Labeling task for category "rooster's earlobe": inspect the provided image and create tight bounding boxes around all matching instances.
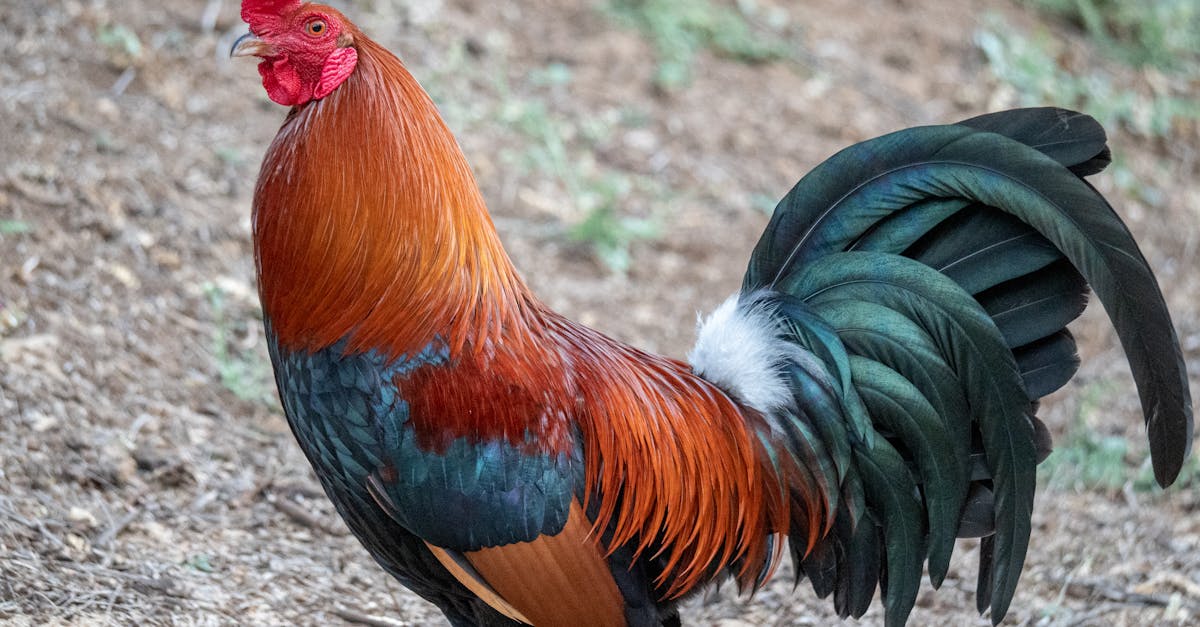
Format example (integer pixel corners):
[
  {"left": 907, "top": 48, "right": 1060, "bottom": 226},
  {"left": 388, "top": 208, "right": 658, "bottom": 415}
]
[{"left": 314, "top": 47, "right": 358, "bottom": 100}]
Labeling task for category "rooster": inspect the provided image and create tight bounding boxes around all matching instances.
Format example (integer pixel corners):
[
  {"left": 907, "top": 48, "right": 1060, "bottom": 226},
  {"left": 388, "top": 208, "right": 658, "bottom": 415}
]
[{"left": 231, "top": 2, "right": 1193, "bottom": 626}]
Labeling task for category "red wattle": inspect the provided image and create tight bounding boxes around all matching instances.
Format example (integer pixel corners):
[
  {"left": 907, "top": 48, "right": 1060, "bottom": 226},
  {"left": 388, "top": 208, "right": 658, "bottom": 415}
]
[{"left": 258, "top": 58, "right": 310, "bottom": 106}]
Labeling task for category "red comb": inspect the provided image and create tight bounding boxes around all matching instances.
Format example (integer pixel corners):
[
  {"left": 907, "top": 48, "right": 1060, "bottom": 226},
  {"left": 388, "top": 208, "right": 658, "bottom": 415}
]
[{"left": 241, "top": 0, "right": 302, "bottom": 28}]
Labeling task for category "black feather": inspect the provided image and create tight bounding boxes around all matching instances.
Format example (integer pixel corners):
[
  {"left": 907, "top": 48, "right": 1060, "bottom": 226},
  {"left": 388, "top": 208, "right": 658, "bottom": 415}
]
[
  {"left": 905, "top": 206, "right": 1061, "bottom": 295},
  {"left": 734, "top": 109, "right": 1191, "bottom": 625},
  {"left": 956, "top": 107, "right": 1112, "bottom": 176},
  {"left": 977, "top": 260, "right": 1090, "bottom": 348},
  {"left": 976, "top": 535, "right": 996, "bottom": 618},
  {"left": 1014, "top": 330, "right": 1081, "bottom": 399}
]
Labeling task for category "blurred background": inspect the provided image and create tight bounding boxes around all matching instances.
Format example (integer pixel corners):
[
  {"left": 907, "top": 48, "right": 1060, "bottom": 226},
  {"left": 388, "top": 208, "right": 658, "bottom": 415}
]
[{"left": 1, "top": 0, "right": 1198, "bottom": 624}]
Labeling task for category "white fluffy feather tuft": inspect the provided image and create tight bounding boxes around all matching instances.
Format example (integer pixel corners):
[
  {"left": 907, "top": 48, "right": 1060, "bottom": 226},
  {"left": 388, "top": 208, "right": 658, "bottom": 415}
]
[{"left": 688, "top": 293, "right": 793, "bottom": 414}]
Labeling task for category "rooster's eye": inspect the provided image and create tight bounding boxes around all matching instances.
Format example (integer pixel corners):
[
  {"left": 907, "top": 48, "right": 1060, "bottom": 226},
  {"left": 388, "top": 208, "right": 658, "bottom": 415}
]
[{"left": 306, "top": 20, "right": 326, "bottom": 36}]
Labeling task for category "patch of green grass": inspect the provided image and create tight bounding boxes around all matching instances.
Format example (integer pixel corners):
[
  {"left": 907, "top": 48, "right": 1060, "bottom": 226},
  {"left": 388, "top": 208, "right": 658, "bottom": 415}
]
[
  {"left": 203, "top": 283, "right": 276, "bottom": 407},
  {"left": 1043, "top": 429, "right": 1200, "bottom": 492},
  {"left": 418, "top": 42, "right": 671, "bottom": 273},
  {"left": 214, "top": 146, "right": 246, "bottom": 167},
  {"left": 0, "top": 220, "right": 31, "bottom": 235},
  {"left": 1039, "top": 381, "right": 1200, "bottom": 492},
  {"left": 1018, "top": 0, "right": 1200, "bottom": 70},
  {"left": 604, "top": 0, "right": 792, "bottom": 89},
  {"left": 493, "top": 71, "right": 665, "bottom": 272},
  {"left": 96, "top": 24, "right": 143, "bottom": 59},
  {"left": 975, "top": 14, "right": 1200, "bottom": 139},
  {"left": 183, "top": 554, "right": 215, "bottom": 573},
  {"left": 500, "top": 97, "right": 578, "bottom": 195},
  {"left": 394, "top": 30, "right": 674, "bottom": 274},
  {"left": 567, "top": 175, "right": 661, "bottom": 273},
  {"left": 529, "top": 62, "right": 574, "bottom": 87},
  {"left": 1041, "top": 426, "right": 1134, "bottom": 491}
]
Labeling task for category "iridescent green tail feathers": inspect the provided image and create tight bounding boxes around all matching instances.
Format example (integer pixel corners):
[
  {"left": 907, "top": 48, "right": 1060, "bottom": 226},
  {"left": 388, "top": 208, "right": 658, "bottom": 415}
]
[{"left": 740, "top": 108, "right": 1193, "bottom": 625}]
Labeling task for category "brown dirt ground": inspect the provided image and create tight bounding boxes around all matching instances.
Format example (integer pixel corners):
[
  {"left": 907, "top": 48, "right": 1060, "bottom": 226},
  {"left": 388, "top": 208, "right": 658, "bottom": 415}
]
[{"left": 2, "top": 0, "right": 1198, "bottom": 625}]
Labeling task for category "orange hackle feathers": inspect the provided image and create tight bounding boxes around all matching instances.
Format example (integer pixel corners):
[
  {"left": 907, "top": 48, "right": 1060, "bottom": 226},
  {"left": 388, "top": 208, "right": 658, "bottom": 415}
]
[
  {"left": 252, "top": 20, "right": 831, "bottom": 603},
  {"left": 549, "top": 317, "right": 826, "bottom": 596},
  {"left": 253, "top": 33, "right": 529, "bottom": 360}
]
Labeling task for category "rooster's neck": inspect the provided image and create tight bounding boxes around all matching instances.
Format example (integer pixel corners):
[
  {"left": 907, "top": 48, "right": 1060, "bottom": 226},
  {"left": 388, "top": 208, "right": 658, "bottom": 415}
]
[{"left": 253, "top": 37, "right": 533, "bottom": 358}]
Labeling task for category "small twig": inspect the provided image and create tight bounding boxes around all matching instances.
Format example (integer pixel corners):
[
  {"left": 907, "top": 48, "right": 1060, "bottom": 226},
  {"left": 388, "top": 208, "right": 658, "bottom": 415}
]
[
  {"left": 1138, "top": 572, "right": 1200, "bottom": 600},
  {"left": 4, "top": 169, "right": 72, "bottom": 206},
  {"left": 103, "top": 581, "right": 123, "bottom": 622},
  {"left": 331, "top": 607, "right": 407, "bottom": 627},
  {"left": 270, "top": 495, "right": 347, "bottom": 536},
  {"left": 234, "top": 474, "right": 276, "bottom": 507},
  {"left": 1, "top": 555, "right": 17, "bottom": 603},
  {"left": 65, "top": 565, "right": 184, "bottom": 600},
  {"left": 124, "top": 574, "right": 184, "bottom": 598},
  {"left": 274, "top": 482, "right": 328, "bottom": 501},
  {"left": 111, "top": 67, "right": 136, "bottom": 96},
  {"left": 1048, "top": 576, "right": 1177, "bottom": 608},
  {"left": 31, "top": 519, "right": 68, "bottom": 553},
  {"left": 93, "top": 509, "right": 139, "bottom": 550},
  {"left": 1064, "top": 602, "right": 1123, "bottom": 626},
  {"left": 1052, "top": 557, "right": 1087, "bottom": 610}
]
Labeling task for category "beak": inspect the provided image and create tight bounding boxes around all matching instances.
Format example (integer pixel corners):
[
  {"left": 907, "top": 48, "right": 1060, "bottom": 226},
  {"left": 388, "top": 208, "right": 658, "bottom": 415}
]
[{"left": 230, "top": 32, "right": 276, "bottom": 58}]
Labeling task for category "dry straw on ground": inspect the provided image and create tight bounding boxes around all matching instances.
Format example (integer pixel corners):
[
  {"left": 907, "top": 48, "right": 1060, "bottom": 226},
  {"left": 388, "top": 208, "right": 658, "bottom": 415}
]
[{"left": 2, "top": 0, "right": 1197, "bottom": 625}]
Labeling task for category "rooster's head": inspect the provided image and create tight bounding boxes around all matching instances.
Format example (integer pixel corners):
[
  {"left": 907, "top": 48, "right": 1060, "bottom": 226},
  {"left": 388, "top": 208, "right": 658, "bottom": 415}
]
[{"left": 232, "top": 1, "right": 358, "bottom": 106}]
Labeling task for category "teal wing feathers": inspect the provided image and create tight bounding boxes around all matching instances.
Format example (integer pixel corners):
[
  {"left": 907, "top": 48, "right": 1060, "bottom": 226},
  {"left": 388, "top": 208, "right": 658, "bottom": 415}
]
[{"left": 265, "top": 333, "right": 531, "bottom": 625}]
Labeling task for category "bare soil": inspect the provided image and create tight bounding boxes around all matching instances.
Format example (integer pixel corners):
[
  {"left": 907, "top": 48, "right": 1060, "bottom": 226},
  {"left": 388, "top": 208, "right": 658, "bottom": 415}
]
[{"left": 2, "top": 0, "right": 1198, "bottom": 625}]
